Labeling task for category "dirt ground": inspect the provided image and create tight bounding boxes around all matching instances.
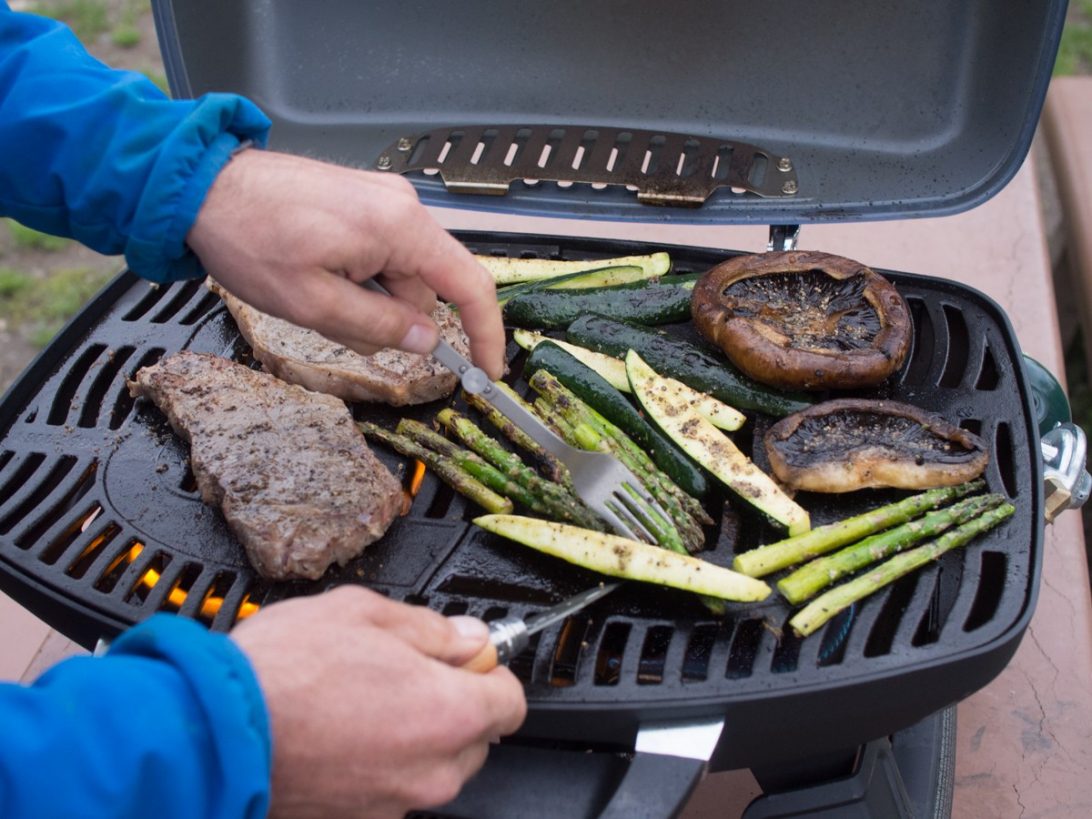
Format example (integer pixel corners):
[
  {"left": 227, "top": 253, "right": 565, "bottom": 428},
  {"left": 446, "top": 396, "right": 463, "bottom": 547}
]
[{"left": 0, "top": 0, "right": 164, "bottom": 395}]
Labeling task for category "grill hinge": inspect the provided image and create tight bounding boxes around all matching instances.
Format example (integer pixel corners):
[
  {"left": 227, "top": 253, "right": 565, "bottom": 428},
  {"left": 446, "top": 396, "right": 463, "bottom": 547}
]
[{"left": 375, "top": 125, "right": 799, "bottom": 207}]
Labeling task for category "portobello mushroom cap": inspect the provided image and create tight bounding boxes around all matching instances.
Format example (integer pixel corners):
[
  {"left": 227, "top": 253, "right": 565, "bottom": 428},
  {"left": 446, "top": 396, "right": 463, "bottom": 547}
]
[
  {"left": 764, "top": 398, "right": 989, "bottom": 493},
  {"left": 690, "top": 251, "right": 912, "bottom": 391}
]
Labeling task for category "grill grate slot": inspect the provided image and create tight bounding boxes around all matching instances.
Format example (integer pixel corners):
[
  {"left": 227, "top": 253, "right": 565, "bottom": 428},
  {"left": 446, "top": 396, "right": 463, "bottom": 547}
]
[
  {"left": 0, "top": 455, "right": 78, "bottom": 537},
  {"left": 637, "top": 626, "right": 674, "bottom": 685},
  {"left": 994, "top": 421, "right": 1018, "bottom": 498},
  {"left": 109, "top": 348, "right": 166, "bottom": 429},
  {"left": 594, "top": 621, "right": 632, "bottom": 686},
  {"left": 125, "top": 551, "right": 173, "bottom": 606},
  {"left": 121, "top": 283, "right": 169, "bottom": 322},
  {"left": 681, "top": 624, "right": 719, "bottom": 682},
  {"left": 975, "top": 343, "right": 1001, "bottom": 391},
  {"left": 548, "top": 615, "right": 593, "bottom": 688},
  {"left": 149, "top": 279, "right": 205, "bottom": 324},
  {"left": 903, "top": 297, "right": 935, "bottom": 386},
  {"left": 78, "top": 347, "right": 135, "bottom": 428},
  {"left": 93, "top": 539, "right": 146, "bottom": 594},
  {"left": 939, "top": 304, "right": 971, "bottom": 388},
  {"left": 863, "top": 578, "right": 921, "bottom": 658},
  {"left": 725, "top": 619, "right": 764, "bottom": 679},
  {"left": 63, "top": 520, "right": 121, "bottom": 579},
  {"left": 46, "top": 344, "right": 108, "bottom": 426},
  {"left": 0, "top": 452, "right": 46, "bottom": 519},
  {"left": 35, "top": 503, "right": 102, "bottom": 565},
  {"left": 179, "top": 290, "right": 221, "bottom": 326},
  {"left": 13, "top": 460, "right": 97, "bottom": 550},
  {"left": 963, "top": 551, "right": 1009, "bottom": 632}
]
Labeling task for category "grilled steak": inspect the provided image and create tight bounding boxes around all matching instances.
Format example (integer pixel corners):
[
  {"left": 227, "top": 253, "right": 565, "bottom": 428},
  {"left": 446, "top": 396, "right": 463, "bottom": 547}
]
[
  {"left": 209, "top": 280, "right": 469, "bottom": 406},
  {"left": 128, "top": 352, "right": 402, "bottom": 580}
]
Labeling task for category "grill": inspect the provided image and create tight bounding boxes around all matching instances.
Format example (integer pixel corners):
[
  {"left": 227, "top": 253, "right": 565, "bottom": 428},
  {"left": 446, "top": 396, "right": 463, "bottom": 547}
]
[{"left": 0, "top": 233, "right": 1041, "bottom": 785}]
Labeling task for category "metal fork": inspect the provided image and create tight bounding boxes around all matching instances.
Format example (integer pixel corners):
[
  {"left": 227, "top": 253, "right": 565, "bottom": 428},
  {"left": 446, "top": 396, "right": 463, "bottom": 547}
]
[{"left": 360, "top": 279, "right": 667, "bottom": 542}]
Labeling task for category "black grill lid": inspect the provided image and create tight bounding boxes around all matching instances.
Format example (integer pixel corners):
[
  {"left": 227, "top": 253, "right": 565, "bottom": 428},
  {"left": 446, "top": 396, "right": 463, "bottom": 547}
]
[
  {"left": 0, "top": 234, "right": 1043, "bottom": 768},
  {"left": 151, "top": 0, "right": 1064, "bottom": 225}
]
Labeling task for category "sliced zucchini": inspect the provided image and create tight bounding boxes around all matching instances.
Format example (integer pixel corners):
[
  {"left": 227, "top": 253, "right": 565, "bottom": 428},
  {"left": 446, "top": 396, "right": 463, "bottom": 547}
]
[
  {"left": 495, "top": 264, "right": 647, "bottom": 306},
  {"left": 474, "top": 514, "right": 771, "bottom": 602},
  {"left": 477, "top": 252, "right": 671, "bottom": 286},
  {"left": 512, "top": 330, "right": 745, "bottom": 430},
  {"left": 568, "top": 314, "right": 812, "bottom": 417},
  {"left": 505, "top": 280, "right": 695, "bottom": 330},
  {"left": 512, "top": 329, "right": 630, "bottom": 392},
  {"left": 524, "top": 340, "right": 710, "bottom": 498},
  {"left": 627, "top": 351, "right": 810, "bottom": 536}
]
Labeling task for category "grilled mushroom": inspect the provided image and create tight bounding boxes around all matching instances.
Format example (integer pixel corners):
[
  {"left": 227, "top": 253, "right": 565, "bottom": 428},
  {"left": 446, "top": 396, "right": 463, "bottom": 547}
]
[
  {"left": 691, "top": 251, "right": 912, "bottom": 391},
  {"left": 764, "top": 399, "right": 989, "bottom": 493}
]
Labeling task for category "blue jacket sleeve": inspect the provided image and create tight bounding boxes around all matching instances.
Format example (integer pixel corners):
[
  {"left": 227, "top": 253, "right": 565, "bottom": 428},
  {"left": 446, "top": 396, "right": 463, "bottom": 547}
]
[
  {"left": 0, "top": 615, "right": 272, "bottom": 819},
  {"left": 0, "top": 2, "right": 272, "bottom": 282}
]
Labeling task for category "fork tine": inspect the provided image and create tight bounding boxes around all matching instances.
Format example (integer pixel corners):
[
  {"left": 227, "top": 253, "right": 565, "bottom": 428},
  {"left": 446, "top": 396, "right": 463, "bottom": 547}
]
[
  {"left": 604, "top": 497, "right": 655, "bottom": 543},
  {"left": 614, "top": 488, "right": 662, "bottom": 544}
]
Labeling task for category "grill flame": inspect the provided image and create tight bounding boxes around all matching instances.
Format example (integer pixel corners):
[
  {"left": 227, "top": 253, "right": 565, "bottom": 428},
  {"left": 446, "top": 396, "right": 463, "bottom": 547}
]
[{"left": 401, "top": 459, "right": 427, "bottom": 515}]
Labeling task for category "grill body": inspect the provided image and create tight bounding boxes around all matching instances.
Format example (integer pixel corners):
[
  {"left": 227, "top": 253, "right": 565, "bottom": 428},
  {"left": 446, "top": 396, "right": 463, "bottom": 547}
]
[{"left": 0, "top": 232, "right": 1042, "bottom": 768}]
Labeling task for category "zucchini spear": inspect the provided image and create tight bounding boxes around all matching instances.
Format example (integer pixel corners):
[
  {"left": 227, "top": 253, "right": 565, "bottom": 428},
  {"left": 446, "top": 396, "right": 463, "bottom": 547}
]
[
  {"left": 627, "top": 351, "right": 810, "bottom": 537},
  {"left": 733, "top": 480, "right": 985, "bottom": 577},
  {"left": 476, "top": 252, "right": 670, "bottom": 286},
  {"left": 788, "top": 502, "right": 1015, "bottom": 637},
  {"left": 776, "top": 493, "right": 1005, "bottom": 604},
  {"left": 358, "top": 422, "right": 512, "bottom": 514},
  {"left": 475, "top": 515, "right": 771, "bottom": 603}
]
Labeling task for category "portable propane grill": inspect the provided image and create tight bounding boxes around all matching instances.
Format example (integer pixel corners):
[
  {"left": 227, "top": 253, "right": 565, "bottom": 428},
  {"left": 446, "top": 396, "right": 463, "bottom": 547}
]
[{"left": 3, "top": 0, "right": 1085, "bottom": 816}]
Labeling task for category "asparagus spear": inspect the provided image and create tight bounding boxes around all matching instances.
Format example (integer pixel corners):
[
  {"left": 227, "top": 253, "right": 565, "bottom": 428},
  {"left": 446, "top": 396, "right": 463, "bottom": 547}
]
[
  {"left": 358, "top": 422, "right": 512, "bottom": 514},
  {"left": 777, "top": 493, "right": 1005, "bottom": 604},
  {"left": 434, "top": 409, "right": 606, "bottom": 531},
  {"left": 788, "top": 502, "right": 1015, "bottom": 637},
  {"left": 529, "top": 369, "right": 706, "bottom": 552},
  {"left": 464, "top": 385, "right": 572, "bottom": 487},
  {"left": 397, "top": 419, "right": 544, "bottom": 513},
  {"left": 733, "top": 480, "right": 986, "bottom": 578}
]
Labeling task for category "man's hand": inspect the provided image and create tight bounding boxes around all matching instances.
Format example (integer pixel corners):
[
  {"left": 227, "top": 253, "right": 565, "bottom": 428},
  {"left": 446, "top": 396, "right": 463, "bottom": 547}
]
[
  {"left": 186, "top": 149, "right": 505, "bottom": 379},
  {"left": 231, "top": 587, "right": 526, "bottom": 818}
]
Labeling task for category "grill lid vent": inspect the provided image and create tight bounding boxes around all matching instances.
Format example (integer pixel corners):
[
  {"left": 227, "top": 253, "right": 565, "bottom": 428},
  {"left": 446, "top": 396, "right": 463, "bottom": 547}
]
[{"left": 378, "top": 125, "right": 799, "bottom": 206}]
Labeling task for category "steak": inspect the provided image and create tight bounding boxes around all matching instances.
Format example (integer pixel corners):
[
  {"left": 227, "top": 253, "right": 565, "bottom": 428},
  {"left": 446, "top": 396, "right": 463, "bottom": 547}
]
[
  {"left": 128, "top": 352, "right": 402, "bottom": 580},
  {"left": 209, "top": 280, "right": 469, "bottom": 406}
]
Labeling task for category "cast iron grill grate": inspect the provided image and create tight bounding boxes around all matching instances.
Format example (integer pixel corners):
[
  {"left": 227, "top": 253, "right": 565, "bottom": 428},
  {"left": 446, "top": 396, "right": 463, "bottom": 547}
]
[{"left": 0, "top": 233, "right": 1041, "bottom": 763}]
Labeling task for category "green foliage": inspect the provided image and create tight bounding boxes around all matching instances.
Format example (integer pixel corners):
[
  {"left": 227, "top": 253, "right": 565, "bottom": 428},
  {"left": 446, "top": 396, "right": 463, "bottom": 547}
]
[
  {"left": 110, "top": 23, "right": 141, "bottom": 48},
  {"left": 0, "top": 266, "right": 112, "bottom": 348},
  {"left": 0, "top": 268, "right": 32, "bottom": 299},
  {"left": 5, "top": 220, "right": 68, "bottom": 252},
  {"left": 1056, "top": 1, "right": 1092, "bottom": 75},
  {"left": 29, "top": 0, "right": 109, "bottom": 41}
]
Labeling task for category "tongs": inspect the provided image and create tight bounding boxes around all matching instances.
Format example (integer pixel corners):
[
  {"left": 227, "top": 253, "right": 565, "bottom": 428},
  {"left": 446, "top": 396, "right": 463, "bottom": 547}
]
[{"left": 360, "top": 279, "right": 668, "bottom": 543}]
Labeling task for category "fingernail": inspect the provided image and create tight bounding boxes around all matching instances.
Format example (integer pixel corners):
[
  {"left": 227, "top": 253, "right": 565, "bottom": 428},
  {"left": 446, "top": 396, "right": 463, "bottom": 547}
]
[
  {"left": 449, "top": 615, "right": 489, "bottom": 643},
  {"left": 399, "top": 322, "right": 436, "bottom": 355}
]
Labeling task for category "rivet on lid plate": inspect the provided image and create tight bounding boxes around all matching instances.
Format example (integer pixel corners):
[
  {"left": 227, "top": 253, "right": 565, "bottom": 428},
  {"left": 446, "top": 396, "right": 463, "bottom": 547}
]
[
  {"left": 782, "top": 180, "right": 798, "bottom": 195},
  {"left": 376, "top": 155, "right": 393, "bottom": 170},
  {"left": 777, "top": 157, "right": 793, "bottom": 172}
]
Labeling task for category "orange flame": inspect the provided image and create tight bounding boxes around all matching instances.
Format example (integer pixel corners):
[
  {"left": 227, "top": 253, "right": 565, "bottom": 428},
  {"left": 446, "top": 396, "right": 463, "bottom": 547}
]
[{"left": 401, "top": 459, "right": 427, "bottom": 515}]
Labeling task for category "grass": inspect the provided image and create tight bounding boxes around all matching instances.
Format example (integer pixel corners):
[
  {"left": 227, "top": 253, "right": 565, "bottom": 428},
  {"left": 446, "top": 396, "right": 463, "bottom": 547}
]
[
  {"left": 5, "top": 220, "right": 69, "bottom": 253},
  {"left": 29, "top": 0, "right": 109, "bottom": 41},
  {"left": 1056, "top": 1, "right": 1092, "bottom": 75},
  {"left": 110, "top": 23, "right": 141, "bottom": 48},
  {"left": 0, "top": 266, "right": 112, "bottom": 348}
]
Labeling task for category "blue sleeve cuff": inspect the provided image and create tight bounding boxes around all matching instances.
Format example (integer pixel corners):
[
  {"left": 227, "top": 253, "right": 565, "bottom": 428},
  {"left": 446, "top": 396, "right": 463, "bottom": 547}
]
[{"left": 125, "top": 94, "right": 271, "bottom": 283}]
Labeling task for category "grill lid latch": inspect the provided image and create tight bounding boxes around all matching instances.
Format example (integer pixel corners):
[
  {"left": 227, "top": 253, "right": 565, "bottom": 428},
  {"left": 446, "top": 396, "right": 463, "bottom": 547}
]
[{"left": 1042, "top": 422, "right": 1092, "bottom": 523}]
